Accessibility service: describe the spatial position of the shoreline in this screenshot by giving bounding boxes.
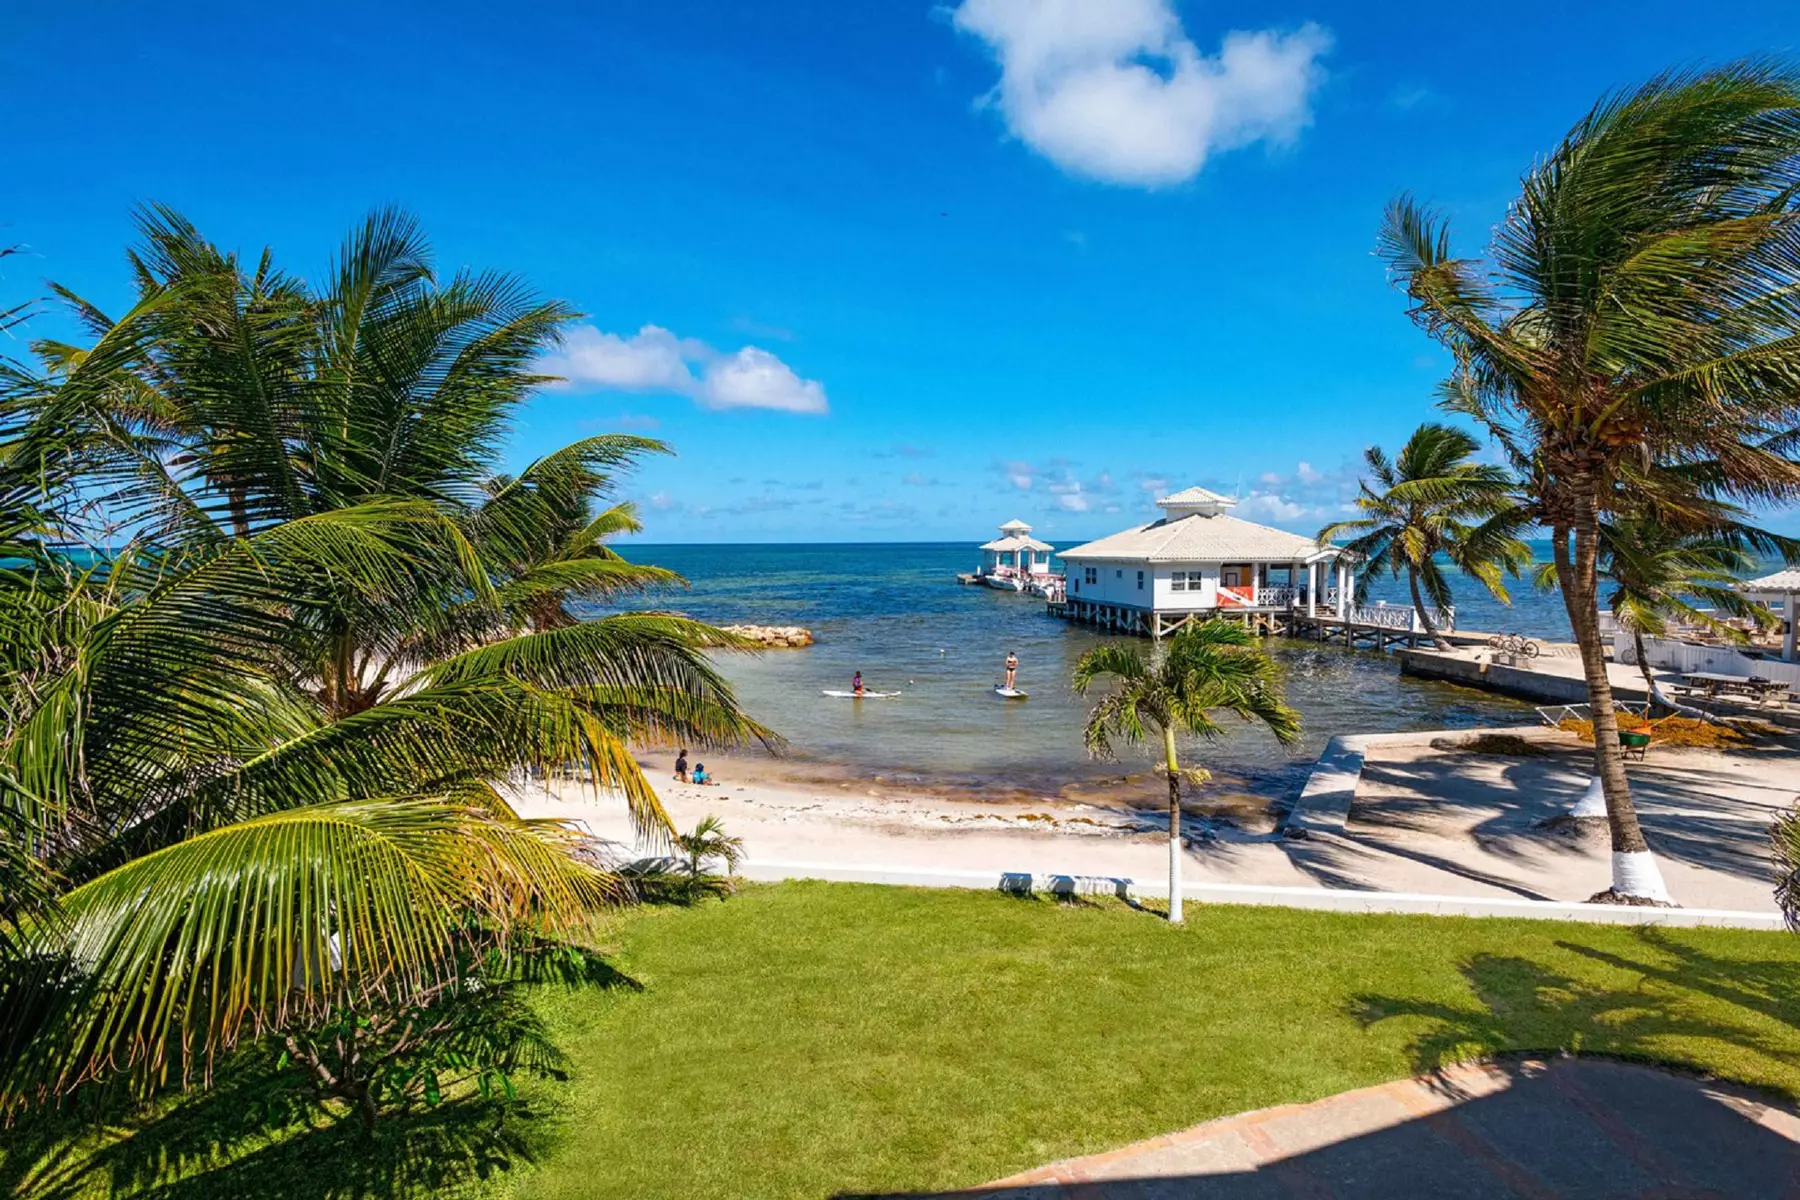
[637,744,1292,829]
[514,732,1798,917]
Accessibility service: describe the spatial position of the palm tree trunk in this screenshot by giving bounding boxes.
[1556,498,1671,905]
[334,627,354,718]
[1407,566,1452,650]
[1163,725,1183,924]
[1631,626,1712,721]
[226,480,251,540]
[1634,628,1657,701]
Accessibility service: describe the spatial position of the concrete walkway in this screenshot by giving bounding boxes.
[855,1059,1800,1199]
[738,859,1784,928]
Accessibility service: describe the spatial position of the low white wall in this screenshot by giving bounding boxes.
[1621,632,1800,686]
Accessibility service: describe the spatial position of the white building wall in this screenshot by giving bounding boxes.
[1149,564,1219,611]
[1066,559,1324,611]
[1067,560,1153,608]
[1068,562,1234,610]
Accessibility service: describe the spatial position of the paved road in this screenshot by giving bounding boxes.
[848,1059,1800,1199]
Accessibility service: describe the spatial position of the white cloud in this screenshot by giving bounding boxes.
[1002,460,1035,490]
[1297,460,1325,484]
[699,347,828,414]
[543,325,694,391]
[1235,491,1308,523]
[950,0,1330,186]
[540,324,829,415]
[737,493,800,513]
[1048,478,1090,511]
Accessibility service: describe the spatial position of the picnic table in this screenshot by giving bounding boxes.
[1678,671,1794,705]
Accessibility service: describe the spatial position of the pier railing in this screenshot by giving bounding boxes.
[1350,603,1414,630]
[1346,602,1456,632]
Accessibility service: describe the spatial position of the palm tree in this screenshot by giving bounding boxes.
[1073,621,1299,923]
[1320,422,1530,649]
[0,243,31,339]
[0,213,777,1115]
[1379,62,1800,904]
[1591,515,1779,710]
[674,815,748,897]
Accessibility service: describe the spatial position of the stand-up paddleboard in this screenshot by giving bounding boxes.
[822,689,901,699]
[993,686,1028,699]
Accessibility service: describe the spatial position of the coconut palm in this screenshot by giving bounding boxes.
[0,244,30,339]
[0,214,778,1116]
[1320,422,1531,649]
[0,492,774,1112]
[1379,62,1800,904]
[1073,621,1299,923]
[1587,514,1780,709]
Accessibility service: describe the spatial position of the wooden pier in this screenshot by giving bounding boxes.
[1051,596,1488,653]
[1282,611,1495,651]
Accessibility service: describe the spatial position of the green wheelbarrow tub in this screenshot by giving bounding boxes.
[1619,730,1652,749]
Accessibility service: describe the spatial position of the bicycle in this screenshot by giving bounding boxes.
[1486,633,1542,660]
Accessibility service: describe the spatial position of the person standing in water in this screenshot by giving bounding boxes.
[851,670,864,696]
[1004,652,1019,691]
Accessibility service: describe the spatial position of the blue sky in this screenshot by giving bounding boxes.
[6,0,1800,542]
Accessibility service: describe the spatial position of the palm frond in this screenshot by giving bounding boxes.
[0,797,617,1108]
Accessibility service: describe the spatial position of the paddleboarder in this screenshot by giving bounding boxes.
[1004,652,1018,691]
[852,670,865,696]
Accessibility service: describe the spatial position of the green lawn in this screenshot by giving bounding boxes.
[11,882,1800,1198]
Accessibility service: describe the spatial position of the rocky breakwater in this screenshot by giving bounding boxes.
[723,624,815,648]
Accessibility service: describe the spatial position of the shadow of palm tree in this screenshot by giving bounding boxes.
[4,1052,556,1200]
[1555,927,1800,1033]
[1352,935,1800,1084]
[1295,744,1791,899]
[3,955,643,1199]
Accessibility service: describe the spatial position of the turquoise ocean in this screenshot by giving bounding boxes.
[585,542,1575,803]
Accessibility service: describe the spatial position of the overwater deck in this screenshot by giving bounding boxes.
[1050,593,1476,650]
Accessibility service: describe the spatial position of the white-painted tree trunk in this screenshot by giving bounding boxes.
[1163,726,1185,924]
[1612,850,1673,904]
[1168,828,1183,924]
[1570,775,1608,818]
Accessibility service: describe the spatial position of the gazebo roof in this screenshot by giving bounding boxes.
[1742,569,1800,592]
[997,518,1033,534]
[981,535,1053,552]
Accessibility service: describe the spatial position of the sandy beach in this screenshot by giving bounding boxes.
[512,733,1800,915]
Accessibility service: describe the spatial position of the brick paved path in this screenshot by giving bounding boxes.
[869,1059,1800,1199]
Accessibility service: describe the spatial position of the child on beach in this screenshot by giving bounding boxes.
[692,762,713,786]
